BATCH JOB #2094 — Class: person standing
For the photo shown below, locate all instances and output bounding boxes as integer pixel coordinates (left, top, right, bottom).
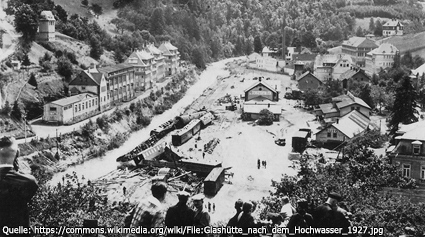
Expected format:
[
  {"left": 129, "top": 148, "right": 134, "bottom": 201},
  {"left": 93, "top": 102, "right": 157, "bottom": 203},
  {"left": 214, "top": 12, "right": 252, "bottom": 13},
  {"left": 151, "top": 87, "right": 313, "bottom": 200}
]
[
  {"left": 192, "top": 194, "right": 210, "bottom": 231},
  {"left": 257, "top": 159, "right": 261, "bottom": 169},
  {"left": 286, "top": 198, "right": 314, "bottom": 236},
  {"left": 129, "top": 182, "right": 168, "bottom": 237},
  {"left": 227, "top": 199, "right": 243, "bottom": 227},
  {"left": 280, "top": 196, "right": 295, "bottom": 226},
  {"left": 313, "top": 192, "right": 350, "bottom": 236},
  {"left": 165, "top": 191, "right": 195, "bottom": 237},
  {"left": 235, "top": 202, "right": 256, "bottom": 237},
  {"left": 0, "top": 136, "right": 39, "bottom": 233}
]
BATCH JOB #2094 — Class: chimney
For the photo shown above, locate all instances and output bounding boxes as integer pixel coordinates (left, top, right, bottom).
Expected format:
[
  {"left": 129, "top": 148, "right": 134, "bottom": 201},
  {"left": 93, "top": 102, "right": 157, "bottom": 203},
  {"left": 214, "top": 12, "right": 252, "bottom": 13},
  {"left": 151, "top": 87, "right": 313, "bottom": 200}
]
[
  {"left": 336, "top": 118, "right": 339, "bottom": 124},
  {"left": 268, "top": 103, "right": 270, "bottom": 108},
  {"left": 259, "top": 77, "right": 262, "bottom": 82}
]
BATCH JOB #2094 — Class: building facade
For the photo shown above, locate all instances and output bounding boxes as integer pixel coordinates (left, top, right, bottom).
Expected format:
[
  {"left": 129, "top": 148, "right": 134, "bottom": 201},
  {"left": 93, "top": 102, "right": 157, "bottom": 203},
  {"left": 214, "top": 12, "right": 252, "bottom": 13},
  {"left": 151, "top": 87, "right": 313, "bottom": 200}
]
[
  {"left": 159, "top": 41, "right": 180, "bottom": 76},
  {"left": 97, "top": 64, "right": 136, "bottom": 104},
  {"left": 339, "top": 69, "right": 370, "bottom": 89},
  {"left": 389, "top": 121, "right": 425, "bottom": 182},
  {"left": 244, "top": 81, "right": 279, "bottom": 102},
  {"left": 382, "top": 20, "right": 404, "bottom": 37},
  {"left": 43, "top": 93, "right": 98, "bottom": 124},
  {"left": 342, "top": 37, "right": 378, "bottom": 67},
  {"left": 314, "top": 54, "right": 353, "bottom": 81},
  {"left": 38, "top": 11, "right": 55, "bottom": 42},
  {"left": 297, "top": 71, "right": 322, "bottom": 92},
  {"left": 146, "top": 43, "right": 166, "bottom": 83},
  {"left": 365, "top": 43, "right": 399, "bottom": 75}
]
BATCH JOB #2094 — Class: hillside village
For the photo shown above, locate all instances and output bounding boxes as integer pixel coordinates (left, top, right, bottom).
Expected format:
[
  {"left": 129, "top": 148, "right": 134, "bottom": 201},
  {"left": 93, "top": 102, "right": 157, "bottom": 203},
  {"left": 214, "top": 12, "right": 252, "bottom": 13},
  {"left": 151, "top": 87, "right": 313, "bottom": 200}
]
[{"left": 2, "top": 0, "right": 425, "bottom": 236}]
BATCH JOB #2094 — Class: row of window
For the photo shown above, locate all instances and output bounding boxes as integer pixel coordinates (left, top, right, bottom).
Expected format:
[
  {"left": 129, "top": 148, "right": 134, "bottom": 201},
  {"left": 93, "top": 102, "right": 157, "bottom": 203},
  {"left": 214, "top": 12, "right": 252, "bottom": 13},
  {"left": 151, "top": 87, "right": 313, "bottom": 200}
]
[
  {"left": 403, "top": 165, "right": 425, "bottom": 179},
  {"left": 74, "top": 98, "right": 98, "bottom": 113},
  {"left": 380, "top": 62, "right": 394, "bottom": 67},
  {"left": 327, "top": 130, "right": 338, "bottom": 138}
]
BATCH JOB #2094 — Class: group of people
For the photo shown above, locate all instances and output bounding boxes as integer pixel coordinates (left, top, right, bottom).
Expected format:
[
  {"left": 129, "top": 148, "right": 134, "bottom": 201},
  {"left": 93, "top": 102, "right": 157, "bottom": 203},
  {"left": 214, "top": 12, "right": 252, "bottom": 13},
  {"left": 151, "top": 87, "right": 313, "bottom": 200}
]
[
  {"left": 257, "top": 159, "right": 267, "bottom": 169},
  {"left": 128, "top": 182, "right": 211, "bottom": 237},
  {"left": 226, "top": 192, "right": 351, "bottom": 237}
]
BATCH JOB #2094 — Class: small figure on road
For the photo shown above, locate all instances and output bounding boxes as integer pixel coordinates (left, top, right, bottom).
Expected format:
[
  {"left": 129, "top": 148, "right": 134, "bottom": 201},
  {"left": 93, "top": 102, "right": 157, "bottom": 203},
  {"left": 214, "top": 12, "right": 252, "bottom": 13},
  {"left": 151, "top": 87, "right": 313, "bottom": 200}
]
[
  {"left": 123, "top": 186, "right": 127, "bottom": 196},
  {"left": 208, "top": 202, "right": 211, "bottom": 212},
  {"left": 203, "top": 152, "right": 205, "bottom": 159},
  {"left": 257, "top": 159, "right": 261, "bottom": 169},
  {"left": 264, "top": 160, "right": 267, "bottom": 169},
  {"left": 213, "top": 203, "right": 215, "bottom": 212}
]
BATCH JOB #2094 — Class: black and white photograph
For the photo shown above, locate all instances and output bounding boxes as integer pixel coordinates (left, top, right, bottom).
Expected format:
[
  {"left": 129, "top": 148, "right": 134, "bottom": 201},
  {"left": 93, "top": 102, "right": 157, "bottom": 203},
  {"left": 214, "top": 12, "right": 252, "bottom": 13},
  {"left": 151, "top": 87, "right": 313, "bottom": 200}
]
[{"left": 0, "top": 0, "right": 425, "bottom": 236}]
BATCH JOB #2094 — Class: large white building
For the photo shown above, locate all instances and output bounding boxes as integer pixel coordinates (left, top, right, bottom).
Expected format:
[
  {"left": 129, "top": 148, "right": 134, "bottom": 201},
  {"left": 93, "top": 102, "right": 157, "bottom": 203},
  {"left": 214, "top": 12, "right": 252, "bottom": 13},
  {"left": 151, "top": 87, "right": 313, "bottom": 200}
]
[
  {"left": 159, "top": 41, "right": 180, "bottom": 76},
  {"left": 314, "top": 54, "right": 353, "bottom": 81},
  {"left": 365, "top": 43, "right": 399, "bottom": 74}
]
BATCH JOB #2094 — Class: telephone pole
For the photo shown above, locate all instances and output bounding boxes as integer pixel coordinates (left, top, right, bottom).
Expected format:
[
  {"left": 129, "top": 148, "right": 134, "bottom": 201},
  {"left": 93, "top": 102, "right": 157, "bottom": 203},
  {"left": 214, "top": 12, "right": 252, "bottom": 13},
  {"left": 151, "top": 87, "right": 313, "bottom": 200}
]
[{"left": 282, "top": 12, "right": 286, "bottom": 62}]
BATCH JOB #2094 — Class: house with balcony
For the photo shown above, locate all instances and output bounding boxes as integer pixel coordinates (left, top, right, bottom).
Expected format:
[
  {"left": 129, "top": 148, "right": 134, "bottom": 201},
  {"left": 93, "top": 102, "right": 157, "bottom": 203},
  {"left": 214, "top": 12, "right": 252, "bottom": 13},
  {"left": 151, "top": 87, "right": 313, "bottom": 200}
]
[
  {"left": 125, "top": 50, "right": 155, "bottom": 91},
  {"left": 388, "top": 120, "right": 425, "bottom": 182},
  {"left": 382, "top": 19, "right": 404, "bottom": 37},
  {"left": 97, "top": 63, "right": 136, "bottom": 104},
  {"left": 159, "top": 41, "right": 180, "bottom": 76},
  {"left": 365, "top": 43, "right": 399, "bottom": 75},
  {"left": 146, "top": 43, "right": 166, "bottom": 83},
  {"left": 342, "top": 37, "right": 378, "bottom": 67}
]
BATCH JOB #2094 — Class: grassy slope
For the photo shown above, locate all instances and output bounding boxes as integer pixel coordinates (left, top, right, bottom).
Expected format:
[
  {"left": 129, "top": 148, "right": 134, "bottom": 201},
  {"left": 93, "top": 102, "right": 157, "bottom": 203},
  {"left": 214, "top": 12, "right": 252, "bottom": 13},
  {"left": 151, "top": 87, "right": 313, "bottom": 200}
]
[{"left": 379, "top": 31, "right": 425, "bottom": 53}]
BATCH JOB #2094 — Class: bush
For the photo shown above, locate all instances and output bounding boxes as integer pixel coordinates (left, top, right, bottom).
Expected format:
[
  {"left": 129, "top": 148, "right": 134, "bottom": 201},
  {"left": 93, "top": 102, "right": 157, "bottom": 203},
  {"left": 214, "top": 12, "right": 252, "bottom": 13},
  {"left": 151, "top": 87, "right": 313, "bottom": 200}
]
[
  {"left": 96, "top": 115, "right": 110, "bottom": 132},
  {"left": 258, "top": 109, "right": 274, "bottom": 125},
  {"left": 154, "top": 104, "right": 166, "bottom": 114},
  {"left": 81, "top": 119, "right": 97, "bottom": 139},
  {"left": 136, "top": 114, "right": 151, "bottom": 126},
  {"left": 108, "top": 132, "right": 126, "bottom": 150},
  {"left": 111, "top": 109, "right": 124, "bottom": 122}
]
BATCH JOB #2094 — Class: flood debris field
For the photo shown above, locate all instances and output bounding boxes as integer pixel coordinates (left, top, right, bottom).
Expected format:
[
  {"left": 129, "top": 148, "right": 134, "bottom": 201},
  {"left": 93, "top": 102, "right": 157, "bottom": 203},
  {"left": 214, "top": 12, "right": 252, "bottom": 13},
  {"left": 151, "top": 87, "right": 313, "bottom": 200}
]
[{"left": 90, "top": 59, "right": 322, "bottom": 225}]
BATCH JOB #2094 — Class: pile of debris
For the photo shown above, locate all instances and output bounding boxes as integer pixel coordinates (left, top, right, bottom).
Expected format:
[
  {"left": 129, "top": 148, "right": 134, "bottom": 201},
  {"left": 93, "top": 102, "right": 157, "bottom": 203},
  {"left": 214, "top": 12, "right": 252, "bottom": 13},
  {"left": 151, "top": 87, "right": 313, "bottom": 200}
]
[
  {"left": 204, "top": 138, "right": 220, "bottom": 154},
  {"left": 217, "top": 94, "right": 232, "bottom": 104}
]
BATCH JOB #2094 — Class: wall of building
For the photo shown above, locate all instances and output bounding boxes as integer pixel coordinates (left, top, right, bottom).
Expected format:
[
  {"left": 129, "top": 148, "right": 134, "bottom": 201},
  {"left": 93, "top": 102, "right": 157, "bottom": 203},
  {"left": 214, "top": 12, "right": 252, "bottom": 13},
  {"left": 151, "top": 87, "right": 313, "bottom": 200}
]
[
  {"left": 393, "top": 156, "right": 425, "bottom": 180},
  {"left": 38, "top": 20, "right": 55, "bottom": 41},
  {"left": 245, "top": 85, "right": 276, "bottom": 101},
  {"left": 298, "top": 74, "right": 322, "bottom": 91},
  {"left": 107, "top": 68, "right": 135, "bottom": 103},
  {"left": 316, "top": 126, "right": 347, "bottom": 143}
]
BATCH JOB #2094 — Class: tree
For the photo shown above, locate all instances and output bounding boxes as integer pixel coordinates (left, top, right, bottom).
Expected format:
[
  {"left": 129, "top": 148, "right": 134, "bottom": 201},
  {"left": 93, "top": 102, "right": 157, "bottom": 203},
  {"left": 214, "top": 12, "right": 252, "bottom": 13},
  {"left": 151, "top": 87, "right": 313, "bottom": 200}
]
[
  {"left": 22, "top": 54, "right": 31, "bottom": 67},
  {"left": 150, "top": 8, "right": 165, "bottom": 35},
  {"left": 14, "top": 4, "right": 39, "bottom": 42},
  {"left": 401, "top": 51, "right": 414, "bottom": 69},
  {"left": 253, "top": 35, "right": 262, "bottom": 53},
  {"left": 57, "top": 57, "right": 73, "bottom": 81},
  {"left": 258, "top": 109, "right": 274, "bottom": 125},
  {"left": 89, "top": 36, "right": 104, "bottom": 60},
  {"left": 304, "top": 89, "right": 321, "bottom": 106},
  {"left": 191, "top": 47, "right": 206, "bottom": 69},
  {"left": 81, "top": 0, "right": 89, "bottom": 7},
  {"left": 300, "top": 31, "right": 316, "bottom": 49},
  {"left": 355, "top": 26, "right": 364, "bottom": 37},
  {"left": 388, "top": 76, "right": 419, "bottom": 134},
  {"left": 91, "top": 3, "right": 103, "bottom": 15},
  {"left": 1, "top": 101, "right": 12, "bottom": 116},
  {"left": 358, "top": 83, "right": 374, "bottom": 108},
  {"left": 374, "top": 20, "right": 383, "bottom": 36},
  {"left": 54, "top": 5, "right": 68, "bottom": 23},
  {"left": 393, "top": 52, "right": 401, "bottom": 69},
  {"left": 369, "top": 18, "right": 375, "bottom": 32},
  {"left": 413, "top": 55, "right": 425, "bottom": 69},
  {"left": 11, "top": 100, "right": 24, "bottom": 121},
  {"left": 28, "top": 73, "right": 38, "bottom": 89}
]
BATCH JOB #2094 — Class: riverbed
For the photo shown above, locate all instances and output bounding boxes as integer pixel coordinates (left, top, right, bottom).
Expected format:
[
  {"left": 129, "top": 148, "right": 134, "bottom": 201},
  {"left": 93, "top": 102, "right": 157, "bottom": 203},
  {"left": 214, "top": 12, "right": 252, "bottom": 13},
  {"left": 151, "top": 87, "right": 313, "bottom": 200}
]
[{"left": 50, "top": 57, "right": 245, "bottom": 185}]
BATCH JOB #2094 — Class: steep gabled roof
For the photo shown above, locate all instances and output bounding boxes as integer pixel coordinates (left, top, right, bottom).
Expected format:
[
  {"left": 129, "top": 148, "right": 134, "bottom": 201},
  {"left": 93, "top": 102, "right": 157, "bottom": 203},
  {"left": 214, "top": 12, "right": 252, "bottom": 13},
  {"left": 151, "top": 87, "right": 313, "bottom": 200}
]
[
  {"left": 244, "top": 81, "right": 277, "bottom": 94},
  {"left": 335, "top": 93, "right": 371, "bottom": 110},
  {"left": 342, "top": 37, "right": 378, "bottom": 48},
  {"left": 297, "top": 71, "right": 322, "bottom": 83},
  {"left": 331, "top": 110, "right": 371, "bottom": 139},
  {"left": 40, "top": 11, "right": 55, "bottom": 21},
  {"left": 97, "top": 63, "right": 134, "bottom": 74},
  {"left": 293, "top": 53, "right": 317, "bottom": 62},
  {"left": 69, "top": 70, "right": 101, "bottom": 86},
  {"left": 383, "top": 19, "right": 403, "bottom": 27},
  {"left": 159, "top": 41, "right": 178, "bottom": 55},
  {"left": 339, "top": 69, "right": 369, "bottom": 81},
  {"left": 146, "top": 44, "right": 162, "bottom": 55}
]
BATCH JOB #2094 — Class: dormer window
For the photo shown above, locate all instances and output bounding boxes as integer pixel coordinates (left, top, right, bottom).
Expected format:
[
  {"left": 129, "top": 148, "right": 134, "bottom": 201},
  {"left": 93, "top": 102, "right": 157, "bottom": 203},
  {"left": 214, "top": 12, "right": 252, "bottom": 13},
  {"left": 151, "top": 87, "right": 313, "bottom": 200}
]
[{"left": 412, "top": 140, "right": 422, "bottom": 155}]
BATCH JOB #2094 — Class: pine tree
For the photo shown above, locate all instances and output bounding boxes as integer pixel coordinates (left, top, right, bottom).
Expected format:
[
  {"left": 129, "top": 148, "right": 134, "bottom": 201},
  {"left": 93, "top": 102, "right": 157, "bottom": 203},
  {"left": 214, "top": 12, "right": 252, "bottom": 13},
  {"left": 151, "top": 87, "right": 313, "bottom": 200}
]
[
  {"left": 374, "top": 20, "right": 383, "bottom": 36},
  {"left": 150, "top": 8, "right": 165, "bottom": 35},
  {"left": 359, "top": 84, "right": 374, "bottom": 108},
  {"left": 356, "top": 26, "right": 364, "bottom": 37},
  {"left": 254, "top": 35, "right": 263, "bottom": 53},
  {"left": 369, "top": 18, "right": 375, "bottom": 32},
  {"left": 22, "top": 54, "right": 31, "bottom": 67},
  {"left": 81, "top": 0, "right": 88, "bottom": 6},
  {"left": 28, "top": 73, "right": 38, "bottom": 88},
  {"left": 11, "top": 100, "right": 24, "bottom": 121},
  {"left": 389, "top": 76, "right": 419, "bottom": 134}
]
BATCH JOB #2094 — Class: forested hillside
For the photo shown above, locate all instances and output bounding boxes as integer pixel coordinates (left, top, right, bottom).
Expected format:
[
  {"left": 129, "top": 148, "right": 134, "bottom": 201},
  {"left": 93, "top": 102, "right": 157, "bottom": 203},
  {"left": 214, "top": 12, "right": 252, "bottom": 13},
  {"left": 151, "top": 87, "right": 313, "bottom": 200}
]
[{"left": 6, "top": 0, "right": 425, "bottom": 69}]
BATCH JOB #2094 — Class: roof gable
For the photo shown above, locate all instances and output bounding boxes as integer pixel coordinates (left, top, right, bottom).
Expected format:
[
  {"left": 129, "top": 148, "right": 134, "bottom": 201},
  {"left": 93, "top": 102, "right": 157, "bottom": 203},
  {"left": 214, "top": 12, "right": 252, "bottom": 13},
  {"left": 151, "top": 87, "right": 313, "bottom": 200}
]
[
  {"left": 297, "top": 71, "right": 322, "bottom": 83},
  {"left": 316, "top": 110, "right": 371, "bottom": 138},
  {"left": 244, "top": 81, "right": 277, "bottom": 93},
  {"left": 69, "top": 71, "right": 99, "bottom": 86},
  {"left": 343, "top": 37, "right": 378, "bottom": 48}
]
